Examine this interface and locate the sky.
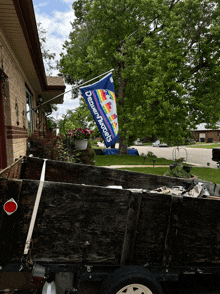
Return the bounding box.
[33,0,79,121]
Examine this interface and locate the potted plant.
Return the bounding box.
[68,128,93,150]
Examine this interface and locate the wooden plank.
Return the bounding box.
[120,192,142,266]
[0,179,23,265]
[0,157,23,179]
[21,157,220,198]
[22,157,43,181]
[171,196,220,265]
[162,195,183,267]
[23,157,196,190]
[133,192,172,265]
[0,179,8,232]
[9,180,130,263]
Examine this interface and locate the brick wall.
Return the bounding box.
[193,130,220,142]
[0,32,39,166]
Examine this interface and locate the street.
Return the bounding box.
[131,145,218,168]
[98,142,218,168]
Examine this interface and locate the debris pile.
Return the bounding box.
[151,183,210,198]
[106,183,220,199]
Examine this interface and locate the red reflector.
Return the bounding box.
[3,198,18,215]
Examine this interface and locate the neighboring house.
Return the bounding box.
[192,123,220,143]
[0,0,66,169]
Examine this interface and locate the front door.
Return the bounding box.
[0,72,7,169]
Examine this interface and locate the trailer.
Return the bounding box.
[1,156,220,294]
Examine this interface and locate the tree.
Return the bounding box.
[58,0,220,153]
[58,105,93,136]
[37,22,56,76]
[46,116,57,129]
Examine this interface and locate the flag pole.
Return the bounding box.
[26,68,114,114]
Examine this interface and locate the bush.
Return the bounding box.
[166,167,192,178]
[27,135,64,160]
[147,151,157,158]
[73,141,95,165]
[28,135,95,165]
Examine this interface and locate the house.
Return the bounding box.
[192,123,220,143]
[0,0,66,169]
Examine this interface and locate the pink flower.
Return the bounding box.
[67,127,93,140]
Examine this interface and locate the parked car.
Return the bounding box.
[152,140,160,147]
[152,140,168,147]
[159,143,168,147]
[134,140,143,146]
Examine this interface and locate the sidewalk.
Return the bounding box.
[103,165,170,168]
[103,163,203,168]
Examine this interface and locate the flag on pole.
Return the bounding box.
[80,72,119,147]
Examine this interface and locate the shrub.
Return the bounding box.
[74,141,95,165]
[166,167,192,178]
[28,134,95,165]
[147,151,157,158]
[27,135,64,160]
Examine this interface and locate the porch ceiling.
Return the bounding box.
[0,0,65,104]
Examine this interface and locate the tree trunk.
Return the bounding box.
[118,136,128,155]
[117,57,128,155]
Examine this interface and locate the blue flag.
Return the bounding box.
[80,72,119,147]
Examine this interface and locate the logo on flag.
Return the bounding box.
[80,72,119,147]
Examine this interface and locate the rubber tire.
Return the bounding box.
[100,266,164,294]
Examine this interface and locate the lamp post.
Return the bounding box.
[153,158,156,167]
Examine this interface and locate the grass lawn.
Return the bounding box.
[94,154,220,184]
[189,143,220,149]
[139,142,153,146]
[119,167,220,184]
[94,155,173,166]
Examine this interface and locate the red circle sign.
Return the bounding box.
[3,198,18,215]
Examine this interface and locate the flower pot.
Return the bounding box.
[75,139,88,150]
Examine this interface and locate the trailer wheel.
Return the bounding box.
[101,266,164,294]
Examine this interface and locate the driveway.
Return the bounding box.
[132,145,218,168]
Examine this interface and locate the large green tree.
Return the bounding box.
[38,22,56,76]
[58,101,97,135]
[58,0,220,152]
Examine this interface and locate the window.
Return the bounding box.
[26,87,33,135]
